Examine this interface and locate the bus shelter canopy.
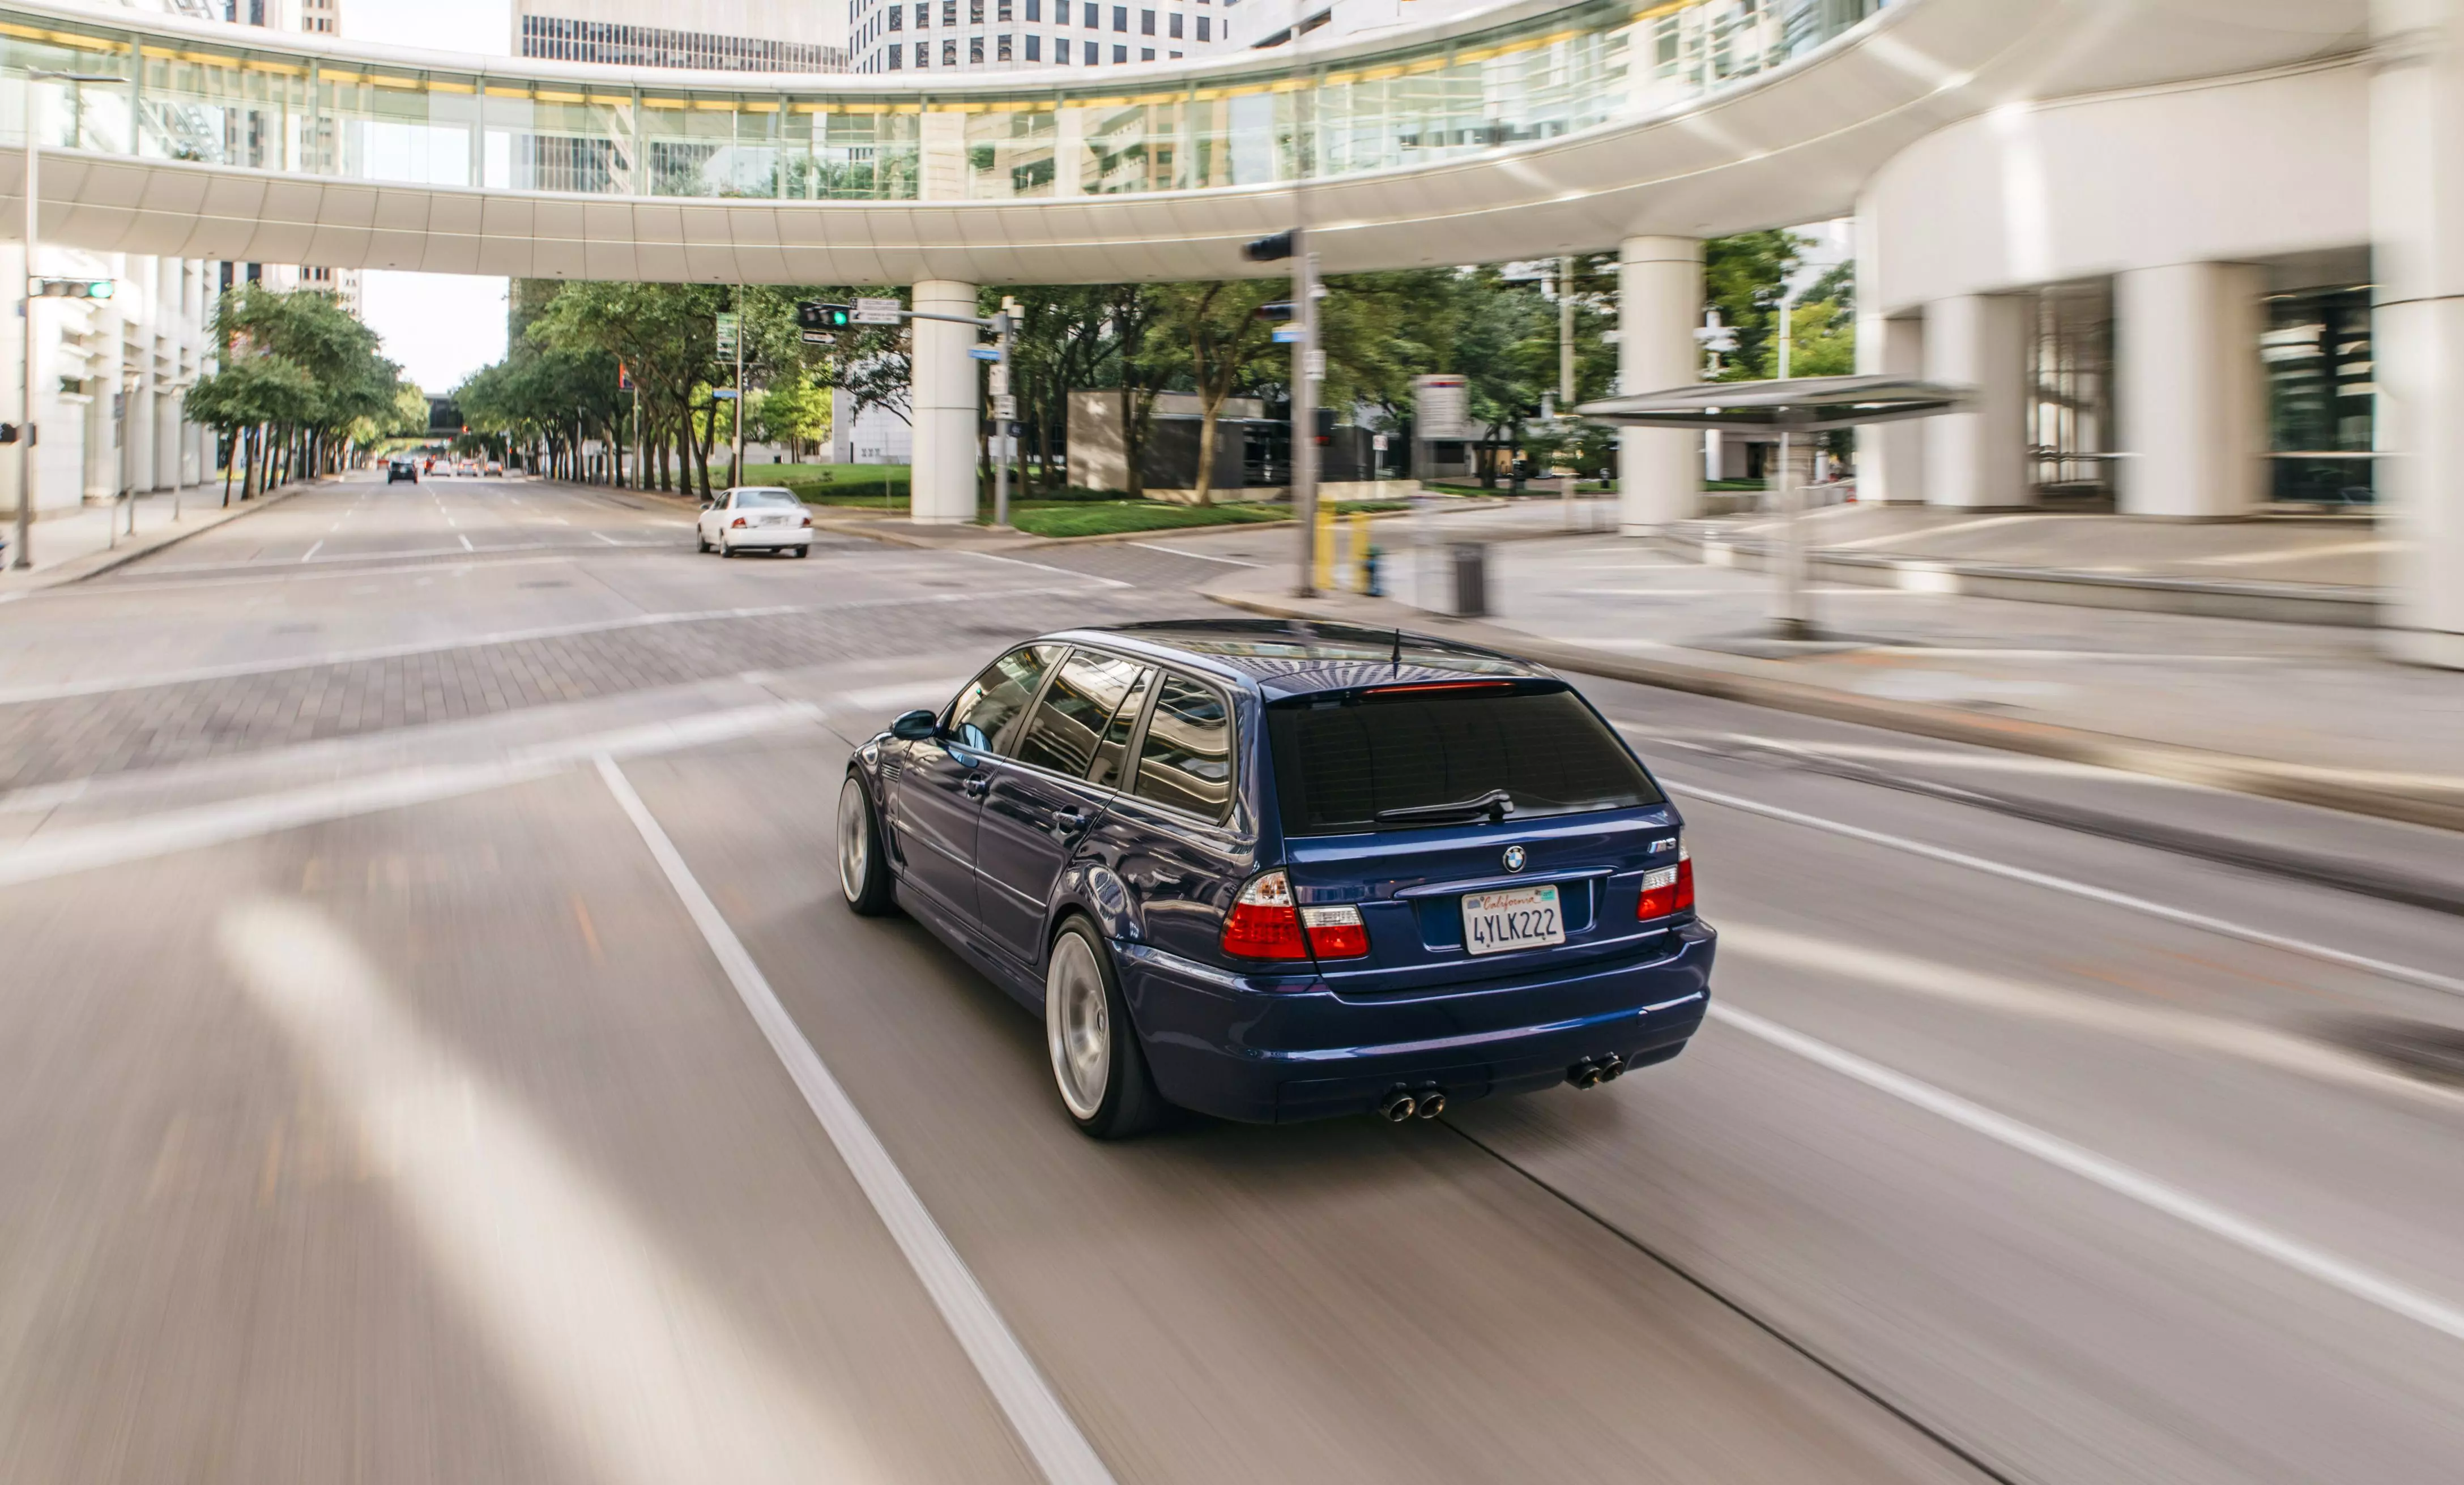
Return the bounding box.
[1575,375,1972,432]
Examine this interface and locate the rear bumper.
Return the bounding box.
[1118,922,1714,1123]
[722,525,811,547]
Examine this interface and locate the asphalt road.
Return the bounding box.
[2,474,2458,1484]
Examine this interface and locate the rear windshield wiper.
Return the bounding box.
[1374,788,1515,825]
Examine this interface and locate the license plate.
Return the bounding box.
[1461,884,1564,956]
[761,513,787,526]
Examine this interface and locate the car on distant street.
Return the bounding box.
[837,620,1712,1137]
[697,486,813,557]
[484,459,504,476]
[386,457,419,484]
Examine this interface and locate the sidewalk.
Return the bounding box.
[0,480,302,596]
[1201,518,2464,834]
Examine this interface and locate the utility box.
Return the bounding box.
[1447,543,1488,618]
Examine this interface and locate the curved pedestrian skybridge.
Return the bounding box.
[0,0,1877,204]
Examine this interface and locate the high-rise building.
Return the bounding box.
[847,0,1247,74]
[514,0,849,72]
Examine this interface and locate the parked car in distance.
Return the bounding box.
[484,460,504,476]
[697,486,813,557]
[837,620,1713,1137]
[386,457,419,484]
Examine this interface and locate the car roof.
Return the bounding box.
[1048,620,1550,701]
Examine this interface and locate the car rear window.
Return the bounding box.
[733,488,802,508]
[1265,685,1662,835]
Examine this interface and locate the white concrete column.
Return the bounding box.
[2116,262,2266,519]
[2376,0,2464,665]
[909,279,981,524]
[1616,234,1703,532]
[85,300,125,504]
[1921,293,2031,507]
[1857,315,1927,502]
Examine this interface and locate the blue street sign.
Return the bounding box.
[968,346,1001,361]
[710,389,740,399]
[1272,326,1304,343]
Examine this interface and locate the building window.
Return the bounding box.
[1113,6,1127,28]
[916,2,928,23]
[998,0,1013,18]
[1026,0,1041,18]
[1140,45,1153,58]
[1114,42,1127,59]
[2265,285,2377,505]
[889,41,903,65]
[1140,8,1154,33]
[970,34,984,60]
[970,0,984,22]
[1168,11,1182,36]
[1054,0,1067,19]
[889,6,902,25]
[943,0,957,24]
[1026,32,1040,58]
[944,36,958,62]
[1056,35,1069,59]
[996,31,1012,57]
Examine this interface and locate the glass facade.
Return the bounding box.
[0,0,1882,202]
[2028,279,2116,504]
[2262,285,2375,506]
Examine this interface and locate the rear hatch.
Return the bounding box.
[1264,680,1686,996]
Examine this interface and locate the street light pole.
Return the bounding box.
[1774,275,1813,639]
[14,68,122,571]
[991,299,1014,529]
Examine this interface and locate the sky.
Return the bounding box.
[347,1,514,395]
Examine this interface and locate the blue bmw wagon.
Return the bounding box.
[837,620,1714,1138]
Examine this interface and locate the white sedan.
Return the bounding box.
[697,486,815,558]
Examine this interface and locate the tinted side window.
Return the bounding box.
[1016,650,1152,780]
[1130,675,1234,822]
[946,643,1065,752]
[1087,668,1153,790]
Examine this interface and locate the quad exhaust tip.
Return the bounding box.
[1379,1090,1419,1121]
[1414,1090,1447,1119]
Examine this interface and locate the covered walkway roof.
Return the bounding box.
[0,0,2365,283]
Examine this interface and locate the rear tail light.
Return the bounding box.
[730,516,748,528]
[1299,904,1368,959]
[1639,843,1695,921]
[1222,870,1308,960]
[1220,872,1370,961]
[799,513,812,526]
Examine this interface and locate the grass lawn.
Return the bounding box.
[1003,501,1291,539]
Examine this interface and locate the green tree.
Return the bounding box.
[1150,279,1285,503]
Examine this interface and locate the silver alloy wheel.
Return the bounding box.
[836,777,870,904]
[1046,931,1111,1121]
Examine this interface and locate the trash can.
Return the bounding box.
[1448,542,1488,618]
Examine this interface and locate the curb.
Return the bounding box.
[801,498,1510,553]
[5,481,315,592]
[1665,526,2379,629]
[1203,580,2464,837]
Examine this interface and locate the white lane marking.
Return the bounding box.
[459,534,476,552]
[1717,921,2464,1113]
[0,702,820,888]
[591,531,622,545]
[1662,778,2464,1001]
[0,584,1098,705]
[1710,1002,2464,1346]
[301,540,323,562]
[1128,541,1259,566]
[595,758,1118,1485]
[219,898,894,1485]
[961,549,1132,589]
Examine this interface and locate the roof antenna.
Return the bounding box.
[1391,626,1402,670]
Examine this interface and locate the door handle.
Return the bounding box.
[962,775,989,798]
[1053,806,1089,836]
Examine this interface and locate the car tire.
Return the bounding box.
[836,774,898,917]
[721,537,736,558]
[697,532,711,553]
[794,545,810,559]
[1045,917,1167,1140]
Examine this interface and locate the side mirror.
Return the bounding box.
[889,709,939,741]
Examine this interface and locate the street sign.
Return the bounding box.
[968,346,1000,362]
[1414,373,1470,439]
[853,296,903,325]
[1305,349,1326,380]
[801,330,836,345]
[715,311,739,357]
[1272,326,1303,344]
[993,394,1018,420]
[710,388,740,400]
[988,364,1010,396]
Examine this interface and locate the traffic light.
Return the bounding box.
[33,279,114,300]
[798,300,854,330]
[1254,301,1296,322]
[1242,232,1296,263]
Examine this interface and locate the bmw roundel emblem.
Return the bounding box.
[1502,845,1527,872]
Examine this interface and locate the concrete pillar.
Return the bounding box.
[1921,293,2031,507]
[2375,0,2464,666]
[1616,234,1703,532]
[909,279,980,524]
[1857,315,1927,502]
[2115,262,2266,519]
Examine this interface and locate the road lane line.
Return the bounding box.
[459,534,475,551]
[594,757,1117,1485]
[1662,777,2464,1000]
[301,540,323,562]
[960,550,1132,588]
[591,531,621,545]
[0,584,1102,704]
[0,702,820,887]
[1708,1002,2464,1346]
[1127,541,1260,566]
